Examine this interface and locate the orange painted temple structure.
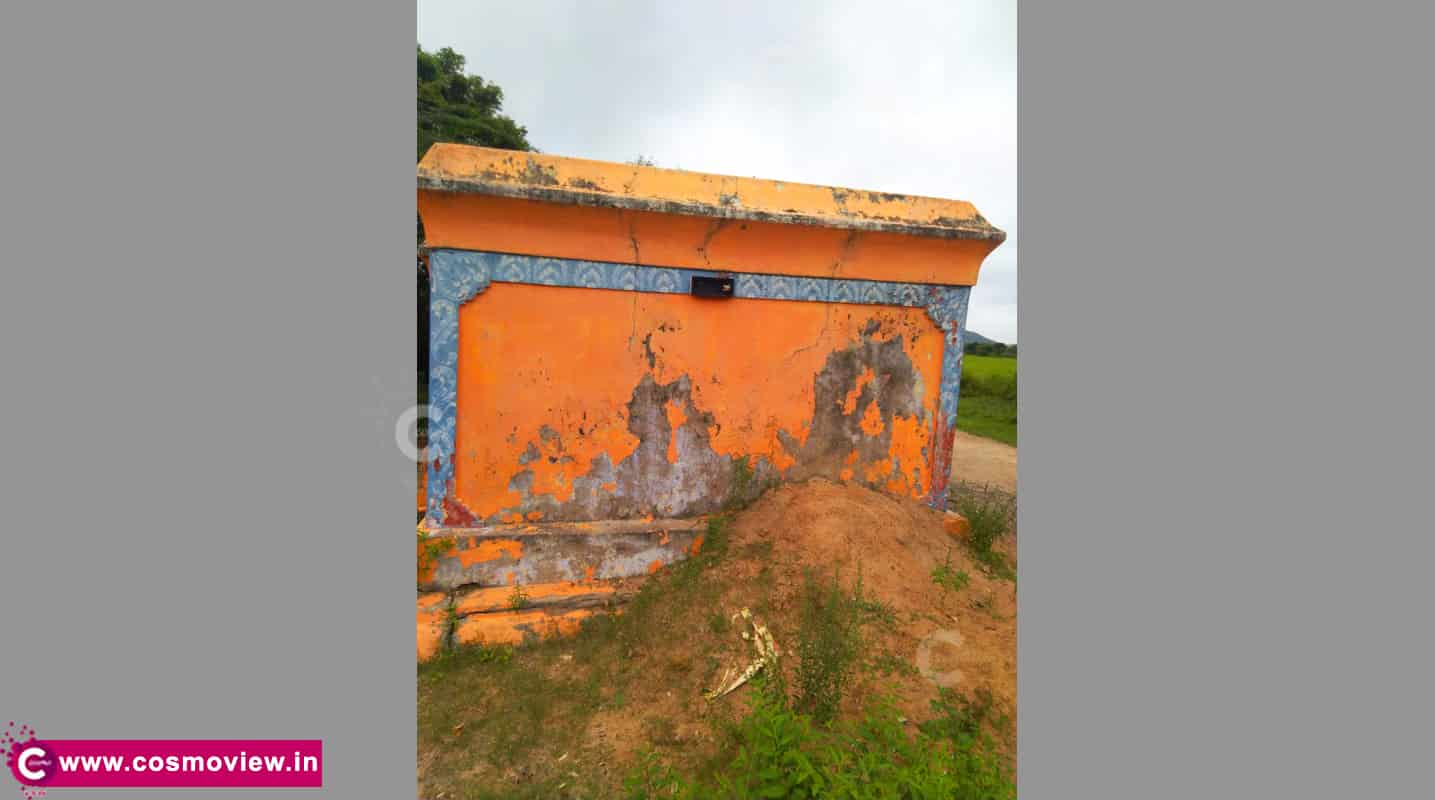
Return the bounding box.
[415,144,1005,659]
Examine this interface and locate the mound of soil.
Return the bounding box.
[721,480,1014,717]
[586,478,1016,765]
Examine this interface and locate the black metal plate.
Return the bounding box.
[690,275,735,298]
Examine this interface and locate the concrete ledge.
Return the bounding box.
[454,606,599,649]
[451,580,630,615]
[418,144,1006,243]
[422,518,707,538]
[418,518,708,592]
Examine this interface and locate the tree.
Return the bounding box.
[417,45,531,160]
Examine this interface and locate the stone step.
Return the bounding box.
[452,580,634,615]
[416,579,636,661]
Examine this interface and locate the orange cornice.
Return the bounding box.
[417,144,1005,286]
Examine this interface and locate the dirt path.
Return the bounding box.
[949,430,1017,494]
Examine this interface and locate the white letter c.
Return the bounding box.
[17,746,48,781]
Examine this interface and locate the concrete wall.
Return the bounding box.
[414,145,1003,659]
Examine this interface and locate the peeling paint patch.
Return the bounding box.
[440,493,478,527]
[843,367,876,415]
[455,538,524,568]
[664,400,688,463]
[416,537,455,585]
[860,401,886,436]
[784,328,926,492]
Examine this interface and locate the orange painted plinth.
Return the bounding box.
[416,581,621,661]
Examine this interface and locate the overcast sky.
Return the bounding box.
[418,1,1016,342]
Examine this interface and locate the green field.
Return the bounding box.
[957,355,1017,446]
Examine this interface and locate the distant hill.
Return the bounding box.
[963,330,1015,358]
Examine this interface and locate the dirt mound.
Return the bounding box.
[715,479,1016,724]
[582,479,1016,767]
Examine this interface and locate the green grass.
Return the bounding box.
[793,571,866,723]
[624,682,1014,800]
[957,355,1017,446]
[931,548,971,613]
[622,566,1013,799]
[949,484,1017,581]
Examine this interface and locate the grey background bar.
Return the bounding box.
[1021,1,1432,797]
[0,2,414,797]
[2,1,1432,798]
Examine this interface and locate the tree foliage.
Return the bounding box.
[417,44,530,160]
[963,341,1017,358]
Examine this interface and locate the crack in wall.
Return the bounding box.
[696,219,728,266]
[626,214,642,264]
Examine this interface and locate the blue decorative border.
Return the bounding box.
[425,249,969,524]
